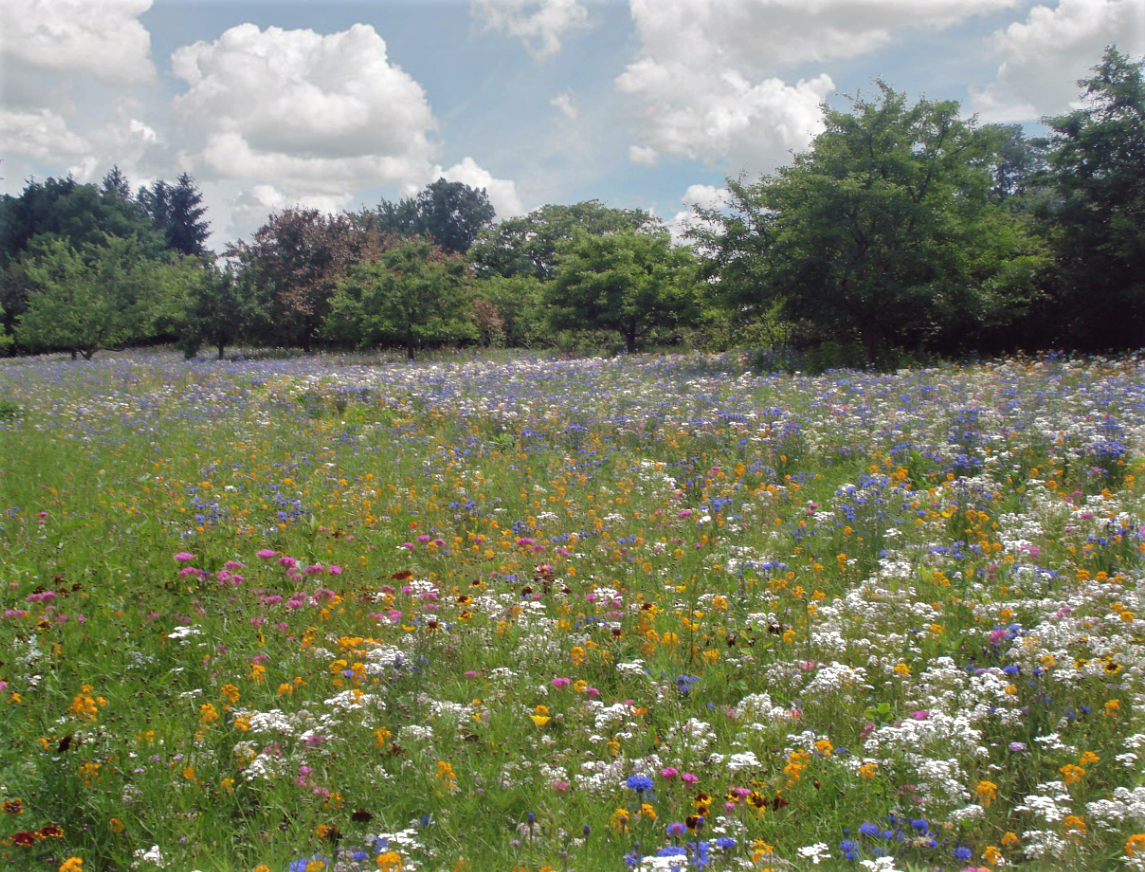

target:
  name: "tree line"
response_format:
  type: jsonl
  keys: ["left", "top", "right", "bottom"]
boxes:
{"left": 0, "top": 46, "right": 1141, "bottom": 366}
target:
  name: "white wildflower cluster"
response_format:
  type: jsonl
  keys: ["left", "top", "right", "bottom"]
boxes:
{"left": 732, "top": 691, "right": 794, "bottom": 726}
{"left": 796, "top": 843, "right": 832, "bottom": 864}
{"left": 1015, "top": 780, "right": 1072, "bottom": 823}
{"left": 1087, "top": 786, "right": 1145, "bottom": 829}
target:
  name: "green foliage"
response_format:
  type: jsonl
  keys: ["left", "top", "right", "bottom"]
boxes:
{"left": 695, "top": 82, "right": 1048, "bottom": 364}
{"left": 324, "top": 238, "right": 476, "bottom": 359}
{"left": 174, "top": 263, "right": 254, "bottom": 359}
{"left": 414, "top": 179, "right": 495, "bottom": 255}
{"left": 137, "top": 173, "right": 211, "bottom": 257}
{"left": 1037, "top": 46, "right": 1145, "bottom": 350}
{"left": 547, "top": 229, "right": 700, "bottom": 353}
{"left": 473, "top": 275, "right": 546, "bottom": 348}
{"left": 470, "top": 201, "right": 660, "bottom": 280}
{"left": 0, "top": 175, "right": 165, "bottom": 266}
{"left": 0, "top": 301, "right": 10, "bottom": 351}
{"left": 15, "top": 236, "right": 190, "bottom": 359}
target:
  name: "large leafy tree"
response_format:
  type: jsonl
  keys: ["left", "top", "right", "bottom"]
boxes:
{"left": 414, "top": 179, "right": 495, "bottom": 255}
{"left": 1037, "top": 46, "right": 1145, "bottom": 350}
{"left": 16, "top": 236, "right": 191, "bottom": 359}
{"left": 470, "top": 201, "right": 659, "bottom": 280}
{"left": 0, "top": 174, "right": 166, "bottom": 345}
{"left": 694, "top": 83, "right": 1046, "bottom": 362}
{"left": 547, "top": 228, "right": 699, "bottom": 353}
{"left": 226, "top": 208, "right": 382, "bottom": 351}
{"left": 324, "top": 238, "right": 475, "bottom": 360}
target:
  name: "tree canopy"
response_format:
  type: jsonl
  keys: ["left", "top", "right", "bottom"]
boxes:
{"left": 694, "top": 82, "right": 1047, "bottom": 362}
{"left": 325, "top": 238, "right": 475, "bottom": 359}
{"left": 1036, "top": 46, "right": 1145, "bottom": 349}
{"left": 471, "top": 201, "right": 659, "bottom": 280}
{"left": 548, "top": 228, "right": 699, "bottom": 353}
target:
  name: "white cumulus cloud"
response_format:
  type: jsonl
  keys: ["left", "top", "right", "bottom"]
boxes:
{"left": 472, "top": 0, "right": 595, "bottom": 59}
{"left": 0, "top": 109, "right": 91, "bottom": 161}
{"left": 971, "top": 0, "right": 1145, "bottom": 122}
{"left": 171, "top": 23, "right": 439, "bottom": 194}
{"left": 0, "top": 0, "right": 155, "bottom": 83}
{"left": 619, "top": 0, "right": 1025, "bottom": 173}
{"left": 666, "top": 183, "right": 730, "bottom": 243}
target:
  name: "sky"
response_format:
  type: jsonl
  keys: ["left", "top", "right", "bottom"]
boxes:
{"left": 1, "top": 0, "right": 1142, "bottom": 251}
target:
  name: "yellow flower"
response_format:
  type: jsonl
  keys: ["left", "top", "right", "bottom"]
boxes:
{"left": 377, "top": 851, "right": 402, "bottom": 871}
{"left": 1000, "top": 832, "right": 1020, "bottom": 846}
{"left": 220, "top": 684, "right": 240, "bottom": 704}
{"left": 1127, "top": 834, "right": 1145, "bottom": 858}
{"left": 530, "top": 715, "right": 551, "bottom": 727}
{"left": 59, "top": 859, "right": 83, "bottom": 872}
{"left": 976, "top": 780, "right": 999, "bottom": 807}
{"left": 639, "top": 803, "right": 657, "bottom": 821}
{"left": 982, "top": 845, "right": 1001, "bottom": 866}
{"left": 1106, "top": 699, "right": 1121, "bottom": 715}
{"left": 610, "top": 808, "right": 630, "bottom": 832}
{"left": 1060, "top": 764, "right": 1085, "bottom": 785}
{"left": 1079, "top": 751, "right": 1100, "bottom": 766}
{"left": 814, "top": 739, "right": 833, "bottom": 758}
{"left": 858, "top": 761, "right": 878, "bottom": 779}
{"left": 305, "top": 861, "right": 327, "bottom": 872}
{"left": 1062, "top": 815, "right": 1086, "bottom": 836}
{"left": 893, "top": 662, "right": 911, "bottom": 677}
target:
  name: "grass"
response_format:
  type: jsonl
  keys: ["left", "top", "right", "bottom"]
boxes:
{"left": 1, "top": 350, "right": 1144, "bottom": 872}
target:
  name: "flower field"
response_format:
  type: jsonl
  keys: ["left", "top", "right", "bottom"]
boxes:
{"left": 2, "top": 350, "right": 1145, "bottom": 872}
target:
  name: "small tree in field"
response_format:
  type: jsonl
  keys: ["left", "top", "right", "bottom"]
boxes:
{"left": 325, "top": 239, "right": 475, "bottom": 360}
{"left": 175, "top": 263, "right": 253, "bottom": 360}
{"left": 547, "top": 229, "right": 699, "bottom": 353}
{"left": 16, "top": 237, "right": 164, "bottom": 359}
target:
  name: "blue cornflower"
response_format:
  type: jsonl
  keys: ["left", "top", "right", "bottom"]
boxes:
{"left": 840, "top": 838, "right": 860, "bottom": 861}
{"left": 714, "top": 837, "right": 735, "bottom": 849}
{"left": 911, "top": 819, "right": 929, "bottom": 832}
{"left": 859, "top": 823, "right": 882, "bottom": 838}
{"left": 627, "top": 774, "right": 655, "bottom": 793}
{"left": 667, "top": 822, "right": 688, "bottom": 838}
{"left": 953, "top": 846, "right": 973, "bottom": 861}
{"left": 288, "top": 855, "right": 328, "bottom": 872}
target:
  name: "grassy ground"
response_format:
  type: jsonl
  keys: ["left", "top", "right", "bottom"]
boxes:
{"left": 1, "top": 350, "right": 1143, "bottom": 872}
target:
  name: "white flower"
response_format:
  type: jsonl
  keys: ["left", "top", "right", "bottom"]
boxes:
{"left": 796, "top": 843, "right": 832, "bottom": 864}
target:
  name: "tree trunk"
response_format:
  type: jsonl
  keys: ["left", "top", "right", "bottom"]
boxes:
{"left": 218, "top": 343, "right": 226, "bottom": 361}
{"left": 406, "top": 340, "right": 416, "bottom": 361}
{"left": 626, "top": 320, "right": 637, "bottom": 354}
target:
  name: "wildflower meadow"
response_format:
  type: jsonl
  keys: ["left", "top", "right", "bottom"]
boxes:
{"left": 2, "top": 349, "right": 1145, "bottom": 872}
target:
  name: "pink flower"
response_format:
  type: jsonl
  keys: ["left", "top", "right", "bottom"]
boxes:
{"left": 277, "top": 556, "right": 297, "bottom": 568}
{"left": 327, "top": 565, "right": 342, "bottom": 575}
{"left": 551, "top": 677, "right": 571, "bottom": 688}
{"left": 908, "top": 710, "right": 930, "bottom": 720}
{"left": 551, "top": 780, "right": 570, "bottom": 792}
{"left": 585, "top": 687, "right": 600, "bottom": 698}
{"left": 515, "top": 537, "right": 534, "bottom": 547}
{"left": 174, "top": 552, "right": 196, "bottom": 562}
{"left": 660, "top": 767, "right": 679, "bottom": 780}
{"left": 387, "top": 609, "right": 403, "bottom": 623}
{"left": 225, "top": 560, "right": 245, "bottom": 570}
{"left": 256, "top": 549, "right": 277, "bottom": 559}
{"left": 680, "top": 773, "right": 698, "bottom": 784}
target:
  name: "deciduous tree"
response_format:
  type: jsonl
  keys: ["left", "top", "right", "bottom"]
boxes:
{"left": 547, "top": 229, "right": 699, "bottom": 353}
{"left": 324, "top": 238, "right": 475, "bottom": 360}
